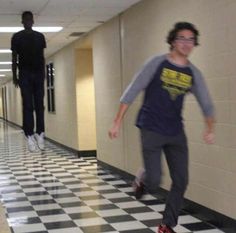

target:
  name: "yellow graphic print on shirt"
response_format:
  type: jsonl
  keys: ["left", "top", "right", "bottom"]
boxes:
{"left": 161, "top": 68, "right": 192, "bottom": 100}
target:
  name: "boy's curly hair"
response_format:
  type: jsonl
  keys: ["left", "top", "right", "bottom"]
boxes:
{"left": 167, "top": 22, "right": 199, "bottom": 49}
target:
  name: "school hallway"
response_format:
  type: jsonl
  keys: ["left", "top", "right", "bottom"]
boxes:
{"left": 0, "top": 119, "right": 225, "bottom": 233}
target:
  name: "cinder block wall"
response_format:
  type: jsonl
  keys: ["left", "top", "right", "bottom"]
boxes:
{"left": 93, "top": 0, "right": 236, "bottom": 219}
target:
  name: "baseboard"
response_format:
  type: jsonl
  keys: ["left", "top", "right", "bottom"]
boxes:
{"left": 78, "top": 150, "right": 97, "bottom": 157}
{"left": 98, "top": 159, "right": 236, "bottom": 233}
{"left": 0, "top": 118, "right": 96, "bottom": 158}
{"left": 98, "top": 160, "right": 134, "bottom": 182}
{"left": 45, "top": 137, "right": 79, "bottom": 154}
{"left": 183, "top": 200, "right": 236, "bottom": 233}
{"left": 0, "top": 118, "right": 22, "bottom": 129}
{"left": 44, "top": 138, "right": 97, "bottom": 158}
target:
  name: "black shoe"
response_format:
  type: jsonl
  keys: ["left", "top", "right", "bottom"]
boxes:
{"left": 133, "top": 168, "right": 145, "bottom": 199}
{"left": 133, "top": 180, "right": 145, "bottom": 199}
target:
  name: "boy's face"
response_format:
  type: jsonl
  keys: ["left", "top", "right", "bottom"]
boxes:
{"left": 172, "top": 29, "right": 195, "bottom": 57}
{"left": 22, "top": 14, "right": 34, "bottom": 29}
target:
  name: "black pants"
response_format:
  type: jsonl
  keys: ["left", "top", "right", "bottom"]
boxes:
{"left": 19, "top": 69, "right": 45, "bottom": 136}
{"left": 140, "top": 128, "right": 189, "bottom": 227}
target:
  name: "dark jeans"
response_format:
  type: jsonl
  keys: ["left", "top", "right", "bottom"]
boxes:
{"left": 140, "top": 128, "right": 188, "bottom": 227}
{"left": 19, "top": 69, "right": 45, "bottom": 136}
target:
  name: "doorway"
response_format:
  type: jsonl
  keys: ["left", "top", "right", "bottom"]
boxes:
{"left": 1, "top": 86, "right": 7, "bottom": 120}
{"left": 75, "top": 47, "right": 97, "bottom": 157}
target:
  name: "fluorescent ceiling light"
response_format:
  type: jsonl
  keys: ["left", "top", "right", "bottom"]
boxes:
{"left": 0, "top": 74, "right": 6, "bottom": 77}
{"left": 0, "top": 62, "right": 12, "bottom": 65}
{"left": 0, "top": 49, "right": 11, "bottom": 53}
{"left": 0, "top": 27, "right": 63, "bottom": 33}
{"left": 34, "top": 27, "right": 63, "bottom": 32}
{"left": 0, "top": 69, "right": 11, "bottom": 72}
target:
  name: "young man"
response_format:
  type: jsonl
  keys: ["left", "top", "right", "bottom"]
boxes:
{"left": 109, "top": 22, "right": 215, "bottom": 233}
{"left": 11, "top": 11, "right": 46, "bottom": 152}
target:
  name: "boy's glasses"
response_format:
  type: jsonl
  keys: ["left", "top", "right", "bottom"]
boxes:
{"left": 175, "top": 36, "right": 195, "bottom": 44}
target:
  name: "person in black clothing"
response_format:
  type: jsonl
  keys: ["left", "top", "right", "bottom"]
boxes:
{"left": 11, "top": 11, "right": 46, "bottom": 152}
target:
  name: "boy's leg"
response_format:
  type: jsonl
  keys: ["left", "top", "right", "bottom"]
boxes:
{"left": 19, "top": 72, "right": 34, "bottom": 136}
{"left": 162, "top": 131, "right": 189, "bottom": 227}
{"left": 33, "top": 74, "right": 45, "bottom": 134}
{"left": 140, "top": 129, "right": 165, "bottom": 194}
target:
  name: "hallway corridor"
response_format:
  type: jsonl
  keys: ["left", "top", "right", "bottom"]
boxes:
{"left": 0, "top": 120, "right": 224, "bottom": 233}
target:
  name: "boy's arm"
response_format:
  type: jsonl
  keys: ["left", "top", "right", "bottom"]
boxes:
{"left": 12, "top": 50, "right": 19, "bottom": 88}
{"left": 108, "top": 103, "right": 129, "bottom": 139}
{"left": 108, "top": 55, "right": 166, "bottom": 140}
{"left": 190, "top": 65, "right": 215, "bottom": 144}
{"left": 203, "top": 116, "right": 215, "bottom": 144}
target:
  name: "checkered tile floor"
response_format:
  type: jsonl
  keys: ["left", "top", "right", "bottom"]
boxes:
{"left": 0, "top": 120, "right": 224, "bottom": 233}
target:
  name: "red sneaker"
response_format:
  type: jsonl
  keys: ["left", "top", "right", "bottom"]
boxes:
{"left": 157, "top": 224, "right": 176, "bottom": 233}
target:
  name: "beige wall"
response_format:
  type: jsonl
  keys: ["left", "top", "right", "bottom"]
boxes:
{"left": 92, "top": 0, "right": 236, "bottom": 219}
{"left": 0, "top": 89, "right": 2, "bottom": 118}
{"left": 93, "top": 17, "right": 126, "bottom": 169}
{"left": 76, "top": 49, "right": 97, "bottom": 150}
{"left": 45, "top": 43, "right": 79, "bottom": 150}
{"left": 5, "top": 83, "right": 22, "bottom": 125}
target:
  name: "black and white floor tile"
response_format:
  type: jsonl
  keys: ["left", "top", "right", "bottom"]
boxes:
{"left": 0, "top": 120, "right": 224, "bottom": 233}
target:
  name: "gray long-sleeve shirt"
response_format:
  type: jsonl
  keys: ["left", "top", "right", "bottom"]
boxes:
{"left": 120, "top": 54, "right": 214, "bottom": 135}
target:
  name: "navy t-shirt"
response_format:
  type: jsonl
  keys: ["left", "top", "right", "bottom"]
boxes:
{"left": 120, "top": 54, "right": 214, "bottom": 136}
{"left": 136, "top": 59, "right": 193, "bottom": 135}
{"left": 11, "top": 30, "right": 46, "bottom": 71}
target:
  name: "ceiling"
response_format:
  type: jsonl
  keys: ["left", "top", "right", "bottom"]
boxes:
{"left": 0, "top": 0, "right": 141, "bottom": 85}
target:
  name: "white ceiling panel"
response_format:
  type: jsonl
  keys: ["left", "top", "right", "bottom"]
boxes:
{"left": 0, "top": 53, "right": 11, "bottom": 62}
{"left": 73, "top": 0, "right": 141, "bottom": 8}
{"left": 0, "top": 0, "right": 48, "bottom": 14}
{"left": 79, "top": 7, "right": 124, "bottom": 18}
{"left": 35, "top": 16, "right": 77, "bottom": 26}
{"left": 0, "top": 15, "right": 21, "bottom": 26}
{"left": 68, "top": 20, "right": 101, "bottom": 28}
{"left": 0, "top": 33, "right": 12, "bottom": 48}
{"left": 40, "top": 0, "right": 84, "bottom": 16}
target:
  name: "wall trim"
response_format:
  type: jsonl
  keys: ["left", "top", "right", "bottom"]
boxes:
{"left": 98, "top": 160, "right": 236, "bottom": 233}
{"left": 45, "top": 137, "right": 79, "bottom": 154}
{"left": 78, "top": 150, "right": 97, "bottom": 157}
{"left": 0, "top": 118, "right": 96, "bottom": 158}
{"left": 0, "top": 118, "right": 21, "bottom": 130}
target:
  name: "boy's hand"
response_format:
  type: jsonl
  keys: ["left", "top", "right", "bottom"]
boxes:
{"left": 203, "top": 131, "right": 215, "bottom": 144}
